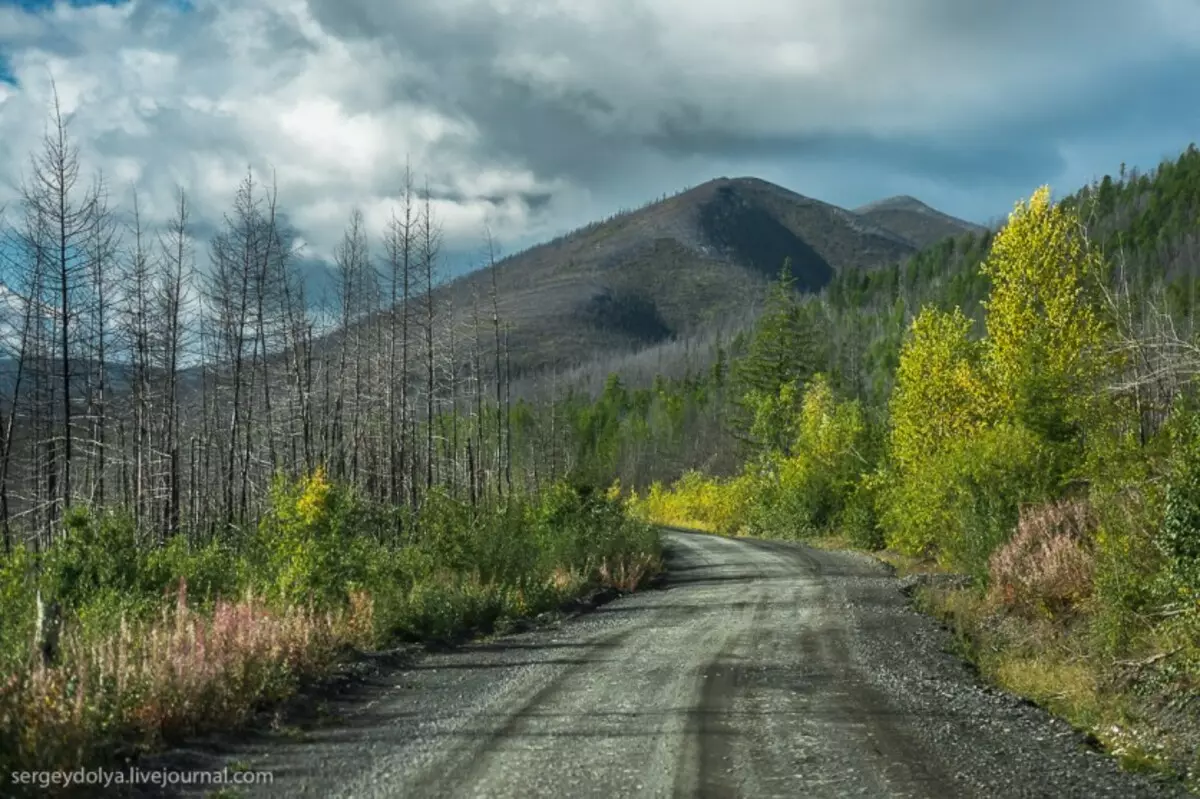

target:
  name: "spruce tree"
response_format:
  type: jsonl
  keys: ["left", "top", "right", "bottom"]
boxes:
{"left": 729, "top": 258, "right": 826, "bottom": 449}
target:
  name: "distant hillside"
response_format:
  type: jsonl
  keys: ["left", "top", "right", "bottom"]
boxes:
{"left": 437, "top": 177, "right": 924, "bottom": 375}
{"left": 854, "top": 195, "right": 985, "bottom": 250}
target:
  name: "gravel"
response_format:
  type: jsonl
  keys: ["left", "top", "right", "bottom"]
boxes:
{"left": 126, "top": 531, "right": 1193, "bottom": 799}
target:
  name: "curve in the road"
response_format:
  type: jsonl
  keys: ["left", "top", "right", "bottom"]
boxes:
{"left": 137, "top": 530, "right": 1192, "bottom": 799}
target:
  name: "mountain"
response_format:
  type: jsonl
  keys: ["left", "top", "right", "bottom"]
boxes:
{"left": 439, "top": 177, "right": 933, "bottom": 375}
{"left": 853, "top": 195, "right": 985, "bottom": 250}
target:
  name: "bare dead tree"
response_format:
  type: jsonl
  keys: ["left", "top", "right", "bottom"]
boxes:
{"left": 252, "top": 176, "right": 285, "bottom": 478}
{"left": 273, "top": 208, "right": 313, "bottom": 480}
{"left": 486, "top": 227, "right": 504, "bottom": 500}
{"left": 0, "top": 202, "right": 41, "bottom": 551}
{"left": 381, "top": 167, "right": 417, "bottom": 509}
{"left": 206, "top": 170, "right": 261, "bottom": 533}
{"left": 80, "top": 176, "right": 119, "bottom": 509}
{"left": 121, "top": 187, "right": 154, "bottom": 529}
{"left": 24, "top": 82, "right": 93, "bottom": 522}
{"left": 504, "top": 323, "right": 513, "bottom": 495}
{"left": 471, "top": 286, "right": 485, "bottom": 507}
{"left": 155, "top": 187, "right": 195, "bottom": 538}
{"left": 419, "top": 184, "right": 441, "bottom": 493}
{"left": 333, "top": 207, "right": 372, "bottom": 484}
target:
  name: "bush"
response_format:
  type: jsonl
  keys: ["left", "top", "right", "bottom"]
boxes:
{"left": 842, "top": 474, "right": 885, "bottom": 550}
{"left": 879, "top": 424, "right": 1060, "bottom": 579}
{"left": 0, "top": 545, "right": 34, "bottom": 670}
{"left": 987, "top": 498, "right": 1096, "bottom": 617}
{"left": 254, "top": 468, "right": 375, "bottom": 607}
{"left": 144, "top": 536, "right": 243, "bottom": 609}
{"left": 1090, "top": 483, "right": 1172, "bottom": 653}
{"left": 628, "top": 471, "right": 747, "bottom": 534}
{"left": 40, "top": 508, "right": 148, "bottom": 612}
{"left": 1160, "top": 410, "right": 1200, "bottom": 600}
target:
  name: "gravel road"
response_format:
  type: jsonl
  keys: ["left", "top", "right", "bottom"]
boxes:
{"left": 146, "top": 530, "right": 1192, "bottom": 799}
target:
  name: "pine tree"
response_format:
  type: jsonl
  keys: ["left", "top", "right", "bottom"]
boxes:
{"left": 729, "top": 258, "right": 826, "bottom": 448}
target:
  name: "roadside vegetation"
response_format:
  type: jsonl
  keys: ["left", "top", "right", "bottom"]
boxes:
{"left": 628, "top": 152, "right": 1200, "bottom": 789}
{"left": 0, "top": 474, "right": 658, "bottom": 778}
{"left": 0, "top": 95, "right": 660, "bottom": 788}
{"left": 6, "top": 81, "right": 1200, "bottom": 793}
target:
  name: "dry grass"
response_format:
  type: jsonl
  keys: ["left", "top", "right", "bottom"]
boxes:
{"left": 917, "top": 583, "right": 1184, "bottom": 783}
{"left": 598, "top": 551, "right": 664, "bottom": 593}
{"left": 0, "top": 580, "right": 373, "bottom": 773}
{"left": 987, "top": 499, "right": 1096, "bottom": 617}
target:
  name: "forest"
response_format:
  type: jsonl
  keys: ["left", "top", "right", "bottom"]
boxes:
{"left": 629, "top": 146, "right": 1200, "bottom": 785}
{"left": 0, "top": 97, "right": 662, "bottom": 778}
{"left": 6, "top": 82, "right": 1200, "bottom": 788}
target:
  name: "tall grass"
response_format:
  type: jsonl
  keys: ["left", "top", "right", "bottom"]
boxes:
{"left": 0, "top": 475, "right": 661, "bottom": 781}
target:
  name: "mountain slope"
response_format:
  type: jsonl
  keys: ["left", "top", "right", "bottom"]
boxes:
{"left": 854, "top": 195, "right": 985, "bottom": 249}
{"left": 440, "top": 177, "right": 921, "bottom": 374}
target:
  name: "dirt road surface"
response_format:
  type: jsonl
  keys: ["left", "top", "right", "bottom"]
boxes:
{"left": 140, "top": 530, "right": 1191, "bottom": 799}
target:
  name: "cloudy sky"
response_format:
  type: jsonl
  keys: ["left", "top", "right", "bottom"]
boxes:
{"left": 1, "top": 0, "right": 1199, "bottom": 282}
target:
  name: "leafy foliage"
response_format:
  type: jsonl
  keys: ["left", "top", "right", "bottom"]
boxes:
{"left": 878, "top": 424, "right": 1058, "bottom": 572}
{"left": 633, "top": 373, "right": 873, "bottom": 541}
{"left": 0, "top": 475, "right": 660, "bottom": 777}
{"left": 982, "top": 186, "right": 1111, "bottom": 441}
{"left": 1161, "top": 411, "right": 1200, "bottom": 601}
{"left": 889, "top": 306, "right": 993, "bottom": 470}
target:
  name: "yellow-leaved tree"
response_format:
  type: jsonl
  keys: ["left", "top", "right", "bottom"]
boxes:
{"left": 889, "top": 306, "right": 993, "bottom": 470}
{"left": 981, "top": 186, "right": 1110, "bottom": 441}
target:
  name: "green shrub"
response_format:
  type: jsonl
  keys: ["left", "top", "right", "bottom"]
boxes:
{"left": 144, "top": 535, "right": 243, "bottom": 608}
{"left": 1161, "top": 410, "right": 1200, "bottom": 600}
{"left": 40, "top": 508, "right": 148, "bottom": 612}
{"left": 842, "top": 474, "right": 885, "bottom": 550}
{"left": 880, "top": 424, "right": 1060, "bottom": 580}
{"left": 0, "top": 544, "right": 34, "bottom": 669}
{"left": 254, "top": 469, "right": 375, "bottom": 607}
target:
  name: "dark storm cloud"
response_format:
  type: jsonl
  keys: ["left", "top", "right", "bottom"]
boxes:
{"left": 641, "top": 127, "right": 1067, "bottom": 188}
{"left": 294, "top": 0, "right": 1199, "bottom": 222}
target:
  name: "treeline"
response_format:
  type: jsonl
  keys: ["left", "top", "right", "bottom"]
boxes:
{"left": 818, "top": 144, "right": 1200, "bottom": 410}
{"left": 631, "top": 150, "right": 1200, "bottom": 782}
{"left": 0, "top": 94, "right": 661, "bottom": 783}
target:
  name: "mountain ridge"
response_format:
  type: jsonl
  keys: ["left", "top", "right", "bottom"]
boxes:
{"left": 854, "top": 193, "right": 988, "bottom": 249}
{"left": 434, "top": 176, "right": 978, "bottom": 374}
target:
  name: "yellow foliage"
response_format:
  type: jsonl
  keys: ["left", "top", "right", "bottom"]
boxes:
{"left": 627, "top": 471, "right": 750, "bottom": 535}
{"left": 982, "top": 185, "right": 1110, "bottom": 426}
{"left": 634, "top": 376, "right": 870, "bottom": 540}
{"left": 295, "top": 467, "right": 332, "bottom": 527}
{"left": 605, "top": 479, "right": 623, "bottom": 503}
{"left": 890, "top": 307, "right": 993, "bottom": 470}
{"left": 797, "top": 374, "right": 866, "bottom": 474}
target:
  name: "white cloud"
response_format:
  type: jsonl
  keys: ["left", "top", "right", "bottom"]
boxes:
{"left": 0, "top": 0, "right": 1195, "bottom": 276}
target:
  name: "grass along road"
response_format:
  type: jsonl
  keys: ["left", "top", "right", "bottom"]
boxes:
{"left": 131, "top": 530, "right": 1191, "bottom": 799}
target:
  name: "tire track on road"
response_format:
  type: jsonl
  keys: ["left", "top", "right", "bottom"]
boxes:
{"left": 404, "top": 623, "right": 642, "bottom": 797}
